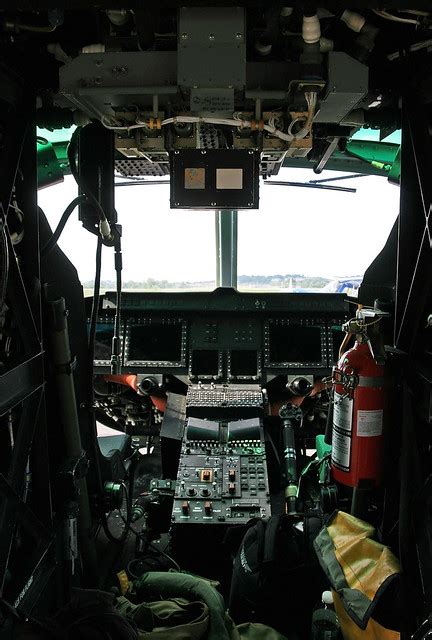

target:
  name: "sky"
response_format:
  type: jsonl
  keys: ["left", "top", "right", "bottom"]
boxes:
{"left": 37, "top": 168, "right": 400, "bottom": 285}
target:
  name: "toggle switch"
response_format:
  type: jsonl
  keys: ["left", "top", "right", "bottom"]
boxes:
{"left": 182, "top": 501, "right": 190, "bottom": 515}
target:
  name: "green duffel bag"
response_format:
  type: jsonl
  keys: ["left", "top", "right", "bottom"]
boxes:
{"left": 117, "top": 571, "right": 289, "bottom": 640}
{"left": 117, "top": 596, "right": 209, "bottom": 640}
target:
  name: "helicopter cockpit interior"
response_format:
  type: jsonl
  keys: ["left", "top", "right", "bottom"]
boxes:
{"left": 0, "top": 2, "right": 432, "bottom": 639}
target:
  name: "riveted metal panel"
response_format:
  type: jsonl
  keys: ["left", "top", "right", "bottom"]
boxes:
{"left": 178, "top": 7, "right": 246, "bottom": 89}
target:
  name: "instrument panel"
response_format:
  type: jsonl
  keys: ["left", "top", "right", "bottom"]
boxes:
{"left": 91, "top": 289, "right": 349, "bottom": 380}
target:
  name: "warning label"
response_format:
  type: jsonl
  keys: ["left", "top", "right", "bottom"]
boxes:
{"left": 357, "top": 409, "right": 383, "bottom": 437}
{"left": 333, "top": 392, "right": 353, "bottom": 433}
{"left": 331, "top": 429, "right": 351, "bottom": 470}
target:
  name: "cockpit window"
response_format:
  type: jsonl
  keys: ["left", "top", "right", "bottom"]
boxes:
{"left": 237, "top": 168, "right": 399, "bottom": 294}
{"left": 39, "top": 166, "right": 399, "bottom": 296}
{"left": 39, "top": 175, "right": 217, "bottom": 293}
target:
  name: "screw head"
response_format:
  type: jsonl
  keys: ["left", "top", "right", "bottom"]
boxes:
{"left": 211, "top": 202, "right": 217, "bottom": 206}
{"left": 201, "top": 150, "right": 206, "bottom": 154}
{"left": 236, "top": 32, "right": 243, "bottom": 39}
{"left": 209, "top": 33, "right": 215, "bottom": 41}
{"left": 181, "top": 32, "right": 188, "bottom": 40}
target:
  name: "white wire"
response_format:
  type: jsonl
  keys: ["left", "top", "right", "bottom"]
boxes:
{"left": 402, "top": 9, "right": 431, "bottom": 17}
{"left": 100, "top": 93, "right": 318, "bottom": 144}
{"left": 101, "top": 115, "right": 149, "bottom": 131}
{"left": 372, "top": 9, "right": 420, "bottom": 25}
{"left": 287, "top": 117, "right": 303, "bottom": 136}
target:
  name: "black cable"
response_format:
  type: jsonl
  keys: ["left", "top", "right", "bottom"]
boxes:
{"left": 0, "top": 217, "right": 9, "bottom": 311}
{"left": 87, "top": 238, "right": 130, "bottom": 543}
{"left": 87, "top": 237, "right": 115, "bottom": 540}
{"left": 121, "top": 517, "right": 180, "bottom": 572}
{"left": 101, "top": 482, "right": 132, "bottom": 544}
{"left": 111, "top": 234, "right": 122, "bottom": 375}
{"left": 87, "top": 227, "right": 130, "bottom": 544}
{"left": 40, "top": 196, "right": 88, "bottom": 257}
{"left": 126, "top": 555, "right": 167, "bottom": 579}
{"left": 88, "top": 236, "right": 103, "bottom": 385}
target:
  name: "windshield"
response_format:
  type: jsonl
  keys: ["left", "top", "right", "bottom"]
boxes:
{"left": 238, "top": 168, "right": 399, "bottom": 294}
{"left": 39, "top": 175, "right": 217, "bottom": 293}
{"left": 39, "top": 168, "right": 399, "bottom": 295}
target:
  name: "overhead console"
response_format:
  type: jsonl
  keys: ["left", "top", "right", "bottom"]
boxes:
{"left": 91, "top": 288, "right": 348, "bottom": 381}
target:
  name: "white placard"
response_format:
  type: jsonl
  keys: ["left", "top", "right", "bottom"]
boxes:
{"left": 216, "top": 168, "right": 243, "bottom": 190}
{"left": 331, "top": 429, "right": 351, "bottom": 470}
{"left": 333, "top": 392, "right": 353, "bottom": 433}
{"left": 357, "top": 409, "right": 383, "bottom": 437}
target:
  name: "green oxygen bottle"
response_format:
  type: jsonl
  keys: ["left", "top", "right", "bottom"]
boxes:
{"left": 311, "top": 590, "right": 341, "bottom": 640}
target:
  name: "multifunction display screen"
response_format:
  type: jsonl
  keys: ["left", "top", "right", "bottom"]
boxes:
{"left": 268, "top": 323, "right": 323, "bottom": 365}
{"left": 127, "top": 322, "right": 184, "bottom": 364}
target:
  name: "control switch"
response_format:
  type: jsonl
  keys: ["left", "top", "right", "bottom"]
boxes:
{"left": 182, "top": 501, "right": 190, "bottom": 515}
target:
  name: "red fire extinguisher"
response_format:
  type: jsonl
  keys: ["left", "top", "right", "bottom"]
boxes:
{"left": 331, "top": 338, "right": 386, "bottom": 488}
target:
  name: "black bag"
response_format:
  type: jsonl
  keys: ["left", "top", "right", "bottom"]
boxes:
{"left": 228, "top": 515, "right": 325, "bottom": 639}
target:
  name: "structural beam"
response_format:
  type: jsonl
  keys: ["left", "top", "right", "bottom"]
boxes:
{"left": 215, "top": 210, "right": 237, "bottom": 288}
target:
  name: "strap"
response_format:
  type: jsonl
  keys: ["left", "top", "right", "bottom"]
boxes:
{"left": 263, "top": 516, "right": 282, "bottom": 565}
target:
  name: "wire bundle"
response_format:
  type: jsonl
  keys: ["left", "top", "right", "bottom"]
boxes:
{"left": 100, "top": 95, "right": 318, "bottom": 143}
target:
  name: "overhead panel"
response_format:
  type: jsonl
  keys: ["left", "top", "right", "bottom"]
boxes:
{"left": 59, "top": 51, "right": 178, "bottom": 118}
{"left": 314, "top": 52, "right": 368, "bottom": 124}
{"left": 178, "top": 7, "right": 245, "bottom": 113}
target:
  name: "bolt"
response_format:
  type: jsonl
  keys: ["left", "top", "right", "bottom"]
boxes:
{"left": 211, "top": 202, "right": 217, "bottom": 206}
{"left": 236, "top": 32, "right": 243, "bottom": 39}
{"left": 181, "top": 32, "right": 188, "bottom": 40}
{"left": 248, "top": 202, "right": 253, "bottom": 206}
{"left": 201, "top": 150, "right": 206, "bottom": 154}
{"left": 209, "top": 33, "right": 215, "bottom": 41}
{"left": 249, "top": 150, "right": 254, "bottom": 154}
{"left": 174, "top": 150, "right": 179, "bottom": 154}
{"left": 112, "top": 65, "right": 128, "bottom": 75}
{"left": 95, "top": 59, "right": 103, "bottom": 67}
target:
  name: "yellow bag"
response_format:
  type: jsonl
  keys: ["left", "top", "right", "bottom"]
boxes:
{"left": 314, "top": 511, "right": 400, "bottom": 640}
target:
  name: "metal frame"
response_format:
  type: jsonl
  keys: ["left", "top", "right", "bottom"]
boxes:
{"left": 394, "top": 98, "right": 432, "bottom": 354}
{"left": 215, "top": 210, "right": 238, "bottom": 288}
{"left": 0, "top": 74, "right": 57, "bottom": 618}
